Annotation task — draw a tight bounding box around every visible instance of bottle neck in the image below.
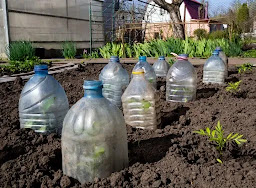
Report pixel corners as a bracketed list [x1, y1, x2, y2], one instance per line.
[84, 88, 103, 98]
[35, 70, 48, 76]
[132, 73, 145, 78]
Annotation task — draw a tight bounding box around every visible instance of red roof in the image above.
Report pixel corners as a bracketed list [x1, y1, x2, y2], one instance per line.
[184, 0, 208, 20]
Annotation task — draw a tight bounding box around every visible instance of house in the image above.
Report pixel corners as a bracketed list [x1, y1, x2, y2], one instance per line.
[143, 0, 223, 39]
[0, 0, 105, 58]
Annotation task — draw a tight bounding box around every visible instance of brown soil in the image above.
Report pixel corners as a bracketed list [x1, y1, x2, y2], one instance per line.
[0, 63, 256, 187]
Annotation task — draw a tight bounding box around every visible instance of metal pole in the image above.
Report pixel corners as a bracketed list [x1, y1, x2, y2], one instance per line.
[89, 2, 92, 54]
[112, 0, 115, 42]
[2, 0, 10, 56]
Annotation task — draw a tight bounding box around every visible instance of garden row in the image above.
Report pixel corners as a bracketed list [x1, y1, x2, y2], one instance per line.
[1, 63, 256, 187]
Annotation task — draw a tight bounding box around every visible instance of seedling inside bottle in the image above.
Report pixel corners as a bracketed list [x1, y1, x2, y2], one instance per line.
[194, 121, 247, 163]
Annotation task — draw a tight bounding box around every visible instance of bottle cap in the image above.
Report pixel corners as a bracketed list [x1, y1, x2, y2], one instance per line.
[159, 56, 165, 60]
[139, 56, 147, 61]
[83, 80, 103, 89]
[177, 54, 188, 60]
[132, 69, 144, 75]
[110, 56, 120, 63]
[34, 65, 48, 72]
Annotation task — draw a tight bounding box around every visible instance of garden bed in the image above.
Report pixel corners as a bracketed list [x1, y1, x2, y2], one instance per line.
[0, 63, 256, 187]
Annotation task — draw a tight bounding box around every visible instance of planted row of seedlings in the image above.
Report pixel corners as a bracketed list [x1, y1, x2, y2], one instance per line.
[18, 47, 249, 184]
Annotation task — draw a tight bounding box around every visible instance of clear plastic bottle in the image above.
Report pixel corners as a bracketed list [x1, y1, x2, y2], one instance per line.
[62, 80, 128, 184]
[99, 56, 129, 108]
[132, 56, 157, 88]
[203, 50, 226, 84]
[122, 69, 161, 130]
[166, 54, 197, 102]
[215, 47, 228, 78]
[152, 56, 170, 77]
[19, 65, 69, 134]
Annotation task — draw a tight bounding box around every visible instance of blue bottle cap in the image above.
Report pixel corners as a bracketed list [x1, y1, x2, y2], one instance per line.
[83, 80, 103, 90]
[34, 65, 48, 72]
[179, 54, 188, 58]
[110, 56, 120, 63]
[215, 47, 222, 51]
[177, 54, 188, 60]
[139, 56, 147, 61]
[212, 50, 219, 55]
[159, 56, 165, 60]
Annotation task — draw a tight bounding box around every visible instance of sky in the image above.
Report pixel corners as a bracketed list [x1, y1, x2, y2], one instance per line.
[202, 0, 249, 16]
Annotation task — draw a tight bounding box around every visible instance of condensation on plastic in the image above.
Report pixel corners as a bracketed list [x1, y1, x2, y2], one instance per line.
[99, 56, 129, 108]
[166, 55, 197, 102]
[132, 56, 157, 88]
[203, 51, 226, 84]
[152, 56, 170, 77]
[62, 81, 128, 184]
[122, 70, 161, 130]
[19, 66, 69, 134]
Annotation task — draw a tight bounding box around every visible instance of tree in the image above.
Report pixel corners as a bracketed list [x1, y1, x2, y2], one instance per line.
[153, 0, 185, 39]
[237, 3, 250, 32]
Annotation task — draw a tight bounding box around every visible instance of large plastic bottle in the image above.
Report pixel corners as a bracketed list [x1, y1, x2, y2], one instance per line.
[62, 80, 128, 184]
[166, 54, 197, 102]
[203, 50, 226, 84]
[152, 56, 170, 77]
[122, 69, 161, 130]
[19, 65, 69, 134]
[99, 56, 129, 108]
[132, 56, 157, 88]
[215, 47, 228, 78]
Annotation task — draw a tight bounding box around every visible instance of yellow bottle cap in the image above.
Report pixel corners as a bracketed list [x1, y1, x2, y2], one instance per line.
[132, 69, 144, 75]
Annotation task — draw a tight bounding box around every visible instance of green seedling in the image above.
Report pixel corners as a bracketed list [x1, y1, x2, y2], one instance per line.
[194, 121, 247, 163]
[141, 99, 151, 111]
[148, 78, 154, 83]
[226, 80, 241, 93]
[237, 63, 253, 74]
[24, 121, 33, 128]
[42, 96, 56, 113]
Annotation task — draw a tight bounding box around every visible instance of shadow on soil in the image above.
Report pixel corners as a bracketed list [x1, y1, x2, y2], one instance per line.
[197, 88, 219, 99]
[0, 146, 26, 166]
[161, 106, 190, 128]
[226, 77, 239, 83]
[128, 134, 181, 165]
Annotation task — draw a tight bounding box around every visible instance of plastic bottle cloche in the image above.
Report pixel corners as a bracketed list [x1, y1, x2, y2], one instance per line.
[19, 65, 69, 134]
[62, 80, 128, 184]
[99, 56, 129, 108]
[122, 69, 161, 130]
[166, 54, 197, 102]
[203, 50, 226, 84]
[152, 56, 170, 77]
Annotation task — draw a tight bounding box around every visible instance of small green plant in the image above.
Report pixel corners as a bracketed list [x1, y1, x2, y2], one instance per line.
[82, 49, 100, 59]
[243, 50, 256, 58]
[226, 80, 242, 93]
[194, 121, 247, 163]
[62, 41, 77, 59]
[237, 63, 253, 73]
[0, 56, 42, 75]
[6, 41, 35, 61]
[193, 29, 208, 40]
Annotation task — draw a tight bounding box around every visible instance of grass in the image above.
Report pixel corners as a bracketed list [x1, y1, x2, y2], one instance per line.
[62, 42, 77, 59]
[6, 41, 35, 61]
